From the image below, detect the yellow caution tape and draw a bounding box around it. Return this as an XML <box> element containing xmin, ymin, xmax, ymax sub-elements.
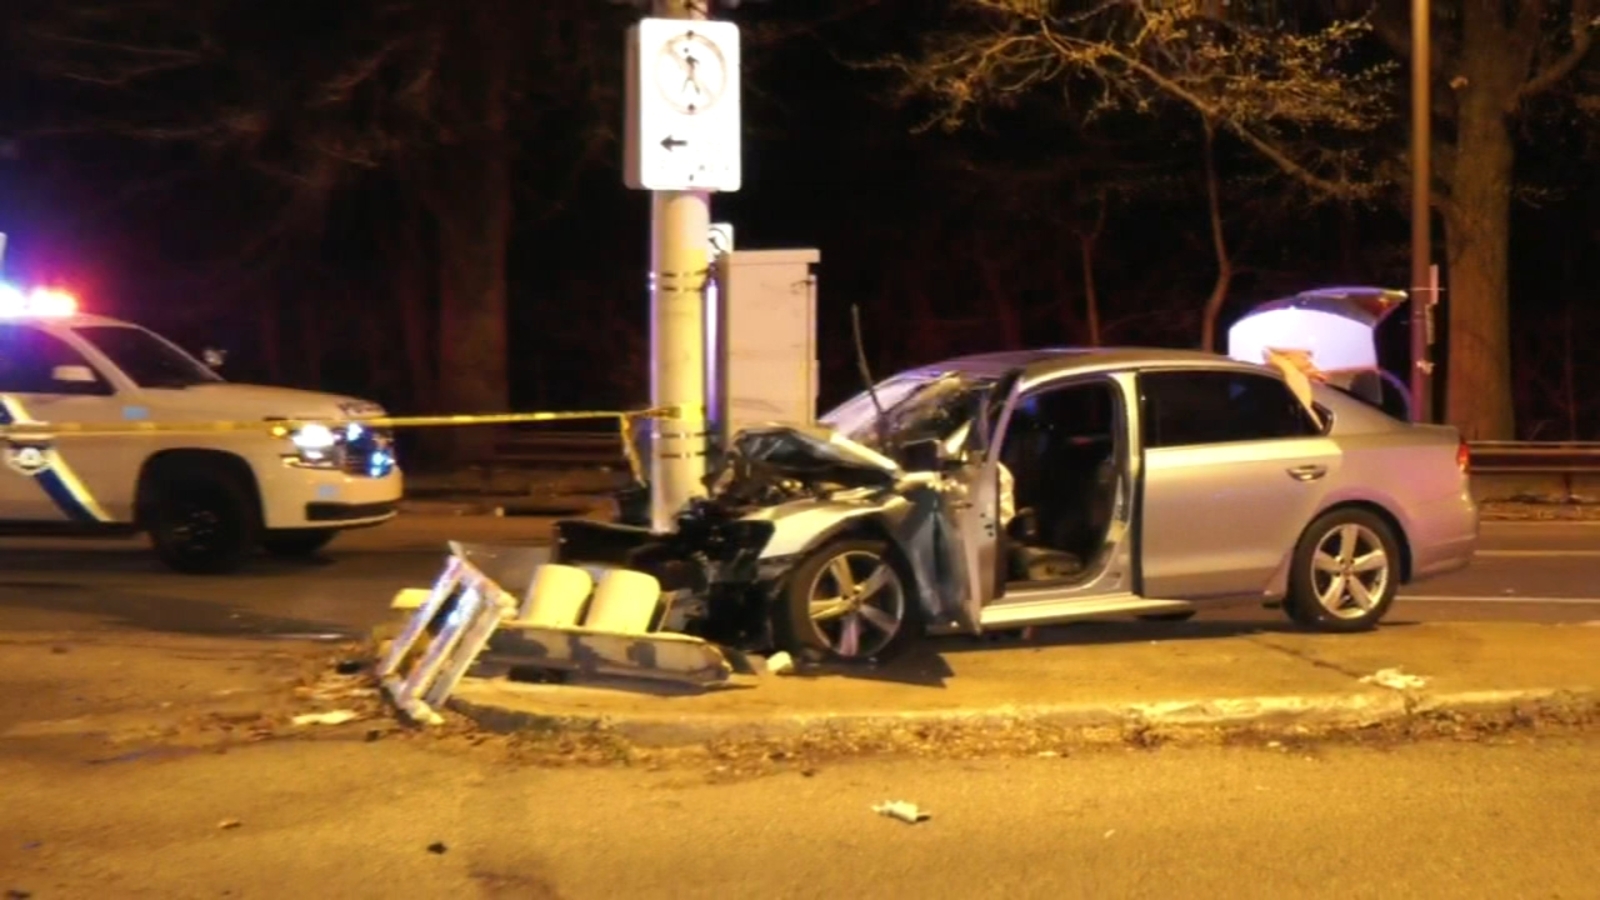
<box><xmin>0</xmin><ymin>401</ymin><xmax>689</xmax><ymax>484</ymax></box>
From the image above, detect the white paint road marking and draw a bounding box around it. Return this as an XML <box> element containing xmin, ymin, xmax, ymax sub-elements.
<box><xmin>1475</xmin><ymin>550</ymin><xmax>1600</xmax><ymax>558</ymax></box>
<box><xmin>1482</xmin><ymin>519</ymin><xmax>1600</xmax><ymax>528</ymax></box>
<box><xmin>1399</xmin><ymin>594</ymin><xmax>1600</xmax><ymax>606</ymax></box>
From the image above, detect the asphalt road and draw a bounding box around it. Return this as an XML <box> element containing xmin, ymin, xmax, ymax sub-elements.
<box><xmin>2</xmin><ymin>729</ymin><xmax>1595</xmax><ymax>899</ymax></box>
<box><xmin>0</xmin><ymin>516</ymin><xmax>1596</xmax><ymax>639</ymax></box>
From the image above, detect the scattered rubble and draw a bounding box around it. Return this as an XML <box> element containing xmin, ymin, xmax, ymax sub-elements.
<box><xmin>292</xmin><ymin>710</ymin><xmax>362</xmax><ymax>727</ymax></box>
<box><xmin>873</xmin><ymin>801</ymin><xmax>930</xmax><ymax>824</ymax></box>
<box><xmin>1359</xmin><ymin>668</ymin><xmax>1429</xmax><ymax>691</ymax></box>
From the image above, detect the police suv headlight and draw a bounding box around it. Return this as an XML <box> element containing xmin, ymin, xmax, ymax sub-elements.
<box><xmin>282</xmin><ymin>423</ymin><xmax>341</xmax><ymax>469</ymax></box>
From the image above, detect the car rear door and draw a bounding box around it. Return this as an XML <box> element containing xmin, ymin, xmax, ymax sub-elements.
<box><xmin>1136</xmin><ymin>367</ymin><xmax>1339</xmax><ymax>598</ymax></box>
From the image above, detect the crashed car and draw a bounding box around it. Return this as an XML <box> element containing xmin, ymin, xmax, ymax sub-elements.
<box><xmin>547</xmin><ymin>342</ymin><xmax>1477</xmax><ymax>665</ymax></box>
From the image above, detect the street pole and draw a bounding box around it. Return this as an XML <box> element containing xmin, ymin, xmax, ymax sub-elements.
<box><xmin>649</xmin><ymin>0</ymin><xmax>712</xmax><ymax>531</ymax></box>
<box><xmin>1409</xmin><ymin>0</ymin><xmax>1434</xmax><ymax>423</ymax></box>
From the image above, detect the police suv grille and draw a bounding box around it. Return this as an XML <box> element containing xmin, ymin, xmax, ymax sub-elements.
<box><xmin>340</xmin><ymin>427</ymin><xmax>396</xmax><ymax>478</ymax></box>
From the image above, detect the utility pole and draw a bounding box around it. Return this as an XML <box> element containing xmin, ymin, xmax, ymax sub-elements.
<box><xmin>648</xmin><ymin>0</ymin><xmax>712</xmax><ymax>530</ymax></box>
<box><xmin>1409</xmin><ymin>0</ymin><xmax>1435</xmax><ymax>423</ymax></box>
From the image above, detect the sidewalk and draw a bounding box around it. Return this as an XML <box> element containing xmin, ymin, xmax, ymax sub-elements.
<box><xmin>448</xmin><ymin>621</ymin><xmax>1600</xmax><ymax>747</ymax></box>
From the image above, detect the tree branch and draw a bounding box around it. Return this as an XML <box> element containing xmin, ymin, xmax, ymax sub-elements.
<box><xmin>1511</xmin><ymin>0</ymin><xmax>1599</xmax><ymax>109</ymax></box>
<box><xmin>1037</xmin><ymin>27</ymin><xmax>1374</xmax><ymax>200</ymax></box>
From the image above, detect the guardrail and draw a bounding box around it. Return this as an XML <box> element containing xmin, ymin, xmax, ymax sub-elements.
<box><xmin>492</xmin><ymin>429</ymin><xmax>631</xmax><ymax>468</ymax></box>
<box><xmin>1467</xmin><ymin>441</ymin><xmax>1600</xmax><ymax>474</ymax></box>
<box><xmin>486</xmin><ymin>433</ymin><xmax>1600</xmax><ymax>474</ymax></box>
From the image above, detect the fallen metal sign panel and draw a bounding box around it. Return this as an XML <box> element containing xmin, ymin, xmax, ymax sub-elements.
<box><xmin>479</xmin><ymin>626</ymin><xmax>731</xmax><ymax>686</ymax></box>
<box><xmin>377</xmin><ymin>541</ymin><xmax>732</xmax><ymax>724</ymax></box>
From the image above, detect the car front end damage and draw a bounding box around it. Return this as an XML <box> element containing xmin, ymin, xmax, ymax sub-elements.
<box><xmin>378</xmin><ymin>424</ymin><xmax>973</xmax><ymax>713</ymax></box>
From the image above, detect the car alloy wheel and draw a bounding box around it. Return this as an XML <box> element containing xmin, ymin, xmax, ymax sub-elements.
<box><xmin>1310</xmin><ymin>522</ymin><xmax>1391</xmax><ymax>619</ymax></box>
<box><xmin>804</xmin><ymin>548</ymin><xmax>908</xmax><ymax>660</ymax></box>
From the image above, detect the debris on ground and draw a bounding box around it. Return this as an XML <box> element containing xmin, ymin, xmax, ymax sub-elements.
<box><xmin>766</xmin><ymin>652</ymin><xmax>796</xmax><ymax>676</ymax></box>
<box><xmin>427</xmin><ymin>841</ymin><xmax>448</xmax><ymax>854</ymax></box>
<box><xmin>1359</xmin><ymin>668</ymin><xmax>1428</xmax><ymax>691</ymax></box>
<box><xmin>873</xmin><ymin>801</ymin><xmax>931</xmax><ymax>824</ymax></box>
<box><xmin>292</xmin><ymin>710</ymin><xmax>361</xmax><ymax>726</ymax></box>
<box><xmin>218</xmin><ymin>819</ymin><xmax>242</xmax><ymax>830</ymax></box>
<box><xmin>296</xmin><ymin>673</ymin><xmax>376</xmax><ymax>703</ymax></box>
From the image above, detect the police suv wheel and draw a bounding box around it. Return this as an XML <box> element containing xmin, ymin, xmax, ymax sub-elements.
<box><xmin>262</xmin><ymin>529</ymin><xmax>337</xmax><ymax>558</ymax></box>
<box><xmin>148</xmin><ymin>472</ymin><xmax>260</xmax><ymax>575</ymax></box>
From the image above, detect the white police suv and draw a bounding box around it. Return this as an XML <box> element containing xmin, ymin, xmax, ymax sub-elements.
<box><xmin>0</xmin><ymin>283</ymin><xmax>403</xmax><ymax>573</ymax></box>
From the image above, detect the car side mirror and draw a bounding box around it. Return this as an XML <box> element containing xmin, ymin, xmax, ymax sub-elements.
<box><xmin>202</xmin><ymin>347</ymin><xmax>226</xmax><ymax>369</ymax></box>
<box><xmin>900</xmin><ymin>437</ymin><xmax>949</xmax><ymax>473</ymax></box>
<box><xmin>51</xmin><ymin>364</ymin><xmax>97</xmax><ymax>384</ymax></box>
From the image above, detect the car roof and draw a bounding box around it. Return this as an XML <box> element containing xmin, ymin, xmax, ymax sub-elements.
<box><xmin>897</xmin><ymin>346</ymin><xmax>1268</xmax><ymax>382</ymax></box>
<box><xmin>1</xmin><ymin>313</ymin><xmax>135</xmax><ymax>330</ymax></box>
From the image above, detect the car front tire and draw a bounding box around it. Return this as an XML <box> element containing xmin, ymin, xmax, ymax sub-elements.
<box><xmin>1284</xmin><ymin>507</ymin><xmax>1401</xmax><ymax>633</ymax></box>
<box><xmin>774</xmin><ymin>538</ymin><xmax>920</xmax><ymax>664</ymax></box>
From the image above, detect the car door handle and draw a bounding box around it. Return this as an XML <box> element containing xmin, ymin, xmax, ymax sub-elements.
<box><xmin>1287</xmin><ymin>464</ymin><xmax>1327</xmax><ymax>482</ymax></box>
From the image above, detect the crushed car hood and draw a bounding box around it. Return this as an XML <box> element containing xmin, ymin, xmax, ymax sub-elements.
<box><xmin>729</xmin><ymin>423</ymin><xmax>902</xmax><ymax>478</ymax></box>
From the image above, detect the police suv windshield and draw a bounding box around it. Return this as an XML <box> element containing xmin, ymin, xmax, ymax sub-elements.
<box><xmin>72</xmin><ymin>324</ymin><xmax>222</xmax><ymax>388</ymax></box>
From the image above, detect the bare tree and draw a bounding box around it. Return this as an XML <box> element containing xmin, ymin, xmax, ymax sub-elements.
<box><xmin>872</xmin><ymin>0</ymin><xmax>1397</xmax><ymax>349</ymax></box>
<box><xmin>17</xmin><ymin>0</ymin><xmax>626</xmax><ymax>459</ymax></box>
<box><xmin>1349</xmin><ymin>1</ymin><xmax>1599</xmax><ymax>439</ymax></box>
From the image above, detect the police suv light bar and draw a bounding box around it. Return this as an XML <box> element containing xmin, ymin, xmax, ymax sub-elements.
<box><xmin>0</xmin><ymin>283</ymin><xmax>79</xmax><ymax>318</ymax></box>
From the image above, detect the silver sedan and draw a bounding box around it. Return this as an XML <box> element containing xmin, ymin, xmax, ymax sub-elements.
<box><xmin>709</xmin><ymin>344</ymin><xmax>1480</xmax><ymax>662</ymax></box>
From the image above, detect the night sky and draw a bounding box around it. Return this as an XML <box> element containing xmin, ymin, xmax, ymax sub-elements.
<box><xmin>0</xmin><ymin>0</ymin><xmax>1596</xmax><ymax>439</ymax></box>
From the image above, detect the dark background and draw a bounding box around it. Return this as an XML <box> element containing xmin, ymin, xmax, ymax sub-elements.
<box><xmin>0</xmin><ymin>0</ymin><xmax>1596</xmax><ymax>449</ymax></box>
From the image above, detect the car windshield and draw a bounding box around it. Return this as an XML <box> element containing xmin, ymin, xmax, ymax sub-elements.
<box><xmin>71</xmin><ymin>324</ymin><xmax>222</xmax><ymax>388</ymax></box>
<box><xmin>821</xmin><ymin>371</ymin><xmax>997</xmax><ymax>451</ymax></box>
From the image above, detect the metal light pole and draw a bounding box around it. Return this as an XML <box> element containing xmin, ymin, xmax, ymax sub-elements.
<box><xmin>648</xmin><ymin>0</ymin><xmax>713</xmax><ymax>530</ymax></box>
<box><xmin>1409</xmin><ymin>0</ymin><xmax>1434</xmax><ymax>423</ymax></box>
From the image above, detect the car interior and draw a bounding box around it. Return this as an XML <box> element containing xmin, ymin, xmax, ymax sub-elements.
<box><xmin>994</xmin><ymin>379</ymin><xmax>1123</xmax><ymax>587</ymax></box>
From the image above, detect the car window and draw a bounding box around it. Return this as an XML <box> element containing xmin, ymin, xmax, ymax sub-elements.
<box><xmin>1007</xmin><ymin>380</ymin><xmax>1114</xmax><ymax>440</ymax></box>
<box><xmin>70</xmin><ymin>324</ymin><xmax>221</xmax><ymax>389</ymax></box>
<box><xmin>0</xmin><ymin>323</ymin><xmax>115</xmax><ymax>396</ymax></box>
<box><xmin>1139</xmin><ymin>369</ymin><xmax>1320</xmax><ymax>448</ymax></box>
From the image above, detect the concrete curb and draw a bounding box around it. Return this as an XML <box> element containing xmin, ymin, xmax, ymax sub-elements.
<box><xmin>446</xmin><ymin>685</ymin><xmax>1600</xmax><ymax>749</ymax></box>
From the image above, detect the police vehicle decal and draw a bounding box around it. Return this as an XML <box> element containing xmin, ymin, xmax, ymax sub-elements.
<box><xmin>0</xmin><ymin>395</ymin><xmax>114</xmax><ymax>523</ymax></box>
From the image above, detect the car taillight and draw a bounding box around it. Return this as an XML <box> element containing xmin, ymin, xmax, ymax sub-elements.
<box><xmin>1457</xmin><ymin>438</ymin><xmax>1470</xmax><ymax>473</ymax></box>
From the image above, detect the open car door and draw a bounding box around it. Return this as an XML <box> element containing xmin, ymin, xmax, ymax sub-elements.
<box><xmin>937</xmin><ymin>455</ymin><xmax>999</xmax><ymax>632</ymax></box>
<box><xmin>933</xmin><ymin>381</ymin><xmax>1013</xmax><ymax>633</ymax></box>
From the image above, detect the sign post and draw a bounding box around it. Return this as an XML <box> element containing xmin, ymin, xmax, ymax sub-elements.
<box><xmin>1409</xmin><ymin>0</ymin><xmax>1434</xmax><ymax>423</ymax></box>
<box><xmin>624</xmin><ymin>4</ymin><xmax>743</xmax><ymax>531</ymax></box>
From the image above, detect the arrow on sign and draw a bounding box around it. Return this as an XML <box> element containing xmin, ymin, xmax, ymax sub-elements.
<box><xmin>660</xmin><ymin>136</ymin><xmax>687</xmax><ymax>151</ymax></box>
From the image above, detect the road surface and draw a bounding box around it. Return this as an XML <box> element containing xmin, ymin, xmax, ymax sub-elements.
<box><xmin>2</xmin><ymin>726</ymin><xmax>1594</xmax><ymax>899</ymax></box>
<box><xmin>1</xmin><ymin>517</ymin><xmax>1596</xmax><ymax>898</ymax></box>
<box><xmin>0</xmin><ymin>516</ymin><xmax>1595</xmax><ymax>640</ymax></box>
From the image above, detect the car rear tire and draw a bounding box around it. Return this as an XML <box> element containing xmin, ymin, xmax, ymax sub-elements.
<box><xmin>773</xmin><ymin>538</ymin><xmax>920</xmax><ymax>664</ymax></box>
<box><xmin>263</xmin><ymin>529</ymin><xmax>338</xmax><ymax>558</ymax></box>
<box><xmin>147</xmin><ymin>468</ymin><xmax>260</xmax><ymax>575</ymax></box>
<box><xmin>1284</xmin><ymin>508</ymin><xmax>1401</xmax><ymax>633</ymax></box>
